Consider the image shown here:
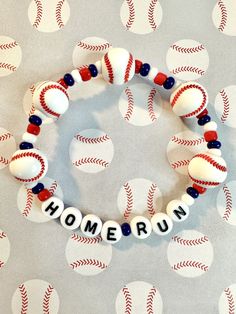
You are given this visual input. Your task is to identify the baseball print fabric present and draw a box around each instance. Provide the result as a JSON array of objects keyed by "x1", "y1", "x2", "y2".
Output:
[{"x1": 0, "y1": 0, "x2": 236, "y2": 313}]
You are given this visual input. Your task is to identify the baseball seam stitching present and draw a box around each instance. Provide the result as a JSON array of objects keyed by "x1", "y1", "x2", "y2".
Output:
[
  {"x1": 0, "y1": 62, "x2": 16, "y2": 72},
  {"x1": 19, "y1": 284, "x2": 28, "y2": 314},
  {"x1": 0, "y1": 41, "x2": 18, "y2": 50},
  {"x1": 77, "y1": 42, "x2": 110, "y2": 51},
  {"x1": 0, "y1": 132, "x2": 12, "y2": 141},
  {"x1": 122, "y1": 286, "x2": 132, "y2": 314},
  {"x1": 0, "y1": 231, "x2": 6, "y2": 239},
  {"x1": 70, "y1": 259, "x2": 107, "y2": 269},
  {"x1": 172, "y1": 66, "x2": 205, "y2": 76},
  {"x1": 73, "y1": 157, "x2": 109, "y2": 168},
  {"x1": 43, "y1": 284, "x2": 54, "y2": 314},
  {"x1": 220, "y1": 89, "x2": 230, "y2": 123},
  {"x1": 147, "y1": 183, "x2": 157, "y2": 217},
  {"x1": 189, "y1": 173, "x2": 220, "y2": 186},
  {"x1": 124, "y1": 87, "x2": 134, "y2": 121},
  {"x1": 146, "y1": 287, "x2": 157, "y2": 314},
  {"x1": 74, "y1": 134, "x2": 110, "y2": 144},
  {"x1": 193, "y1": 153, "x2": 227, "y2": 172},
  {"x1": 222, "y1": 184, "x2": 233, "y2": 221},
  {"x1": 172, "y1": 235, "x2": 209, "y2": 246},
  {"x1": 171, "y1": 159, "x2": 190, "y2": 169},
  {"x1": 33, "y1": 0, "x2": 43, "y2": 28},
  {"x1": 218, "y1": 0, "x2": 227, "y2": 32},
  {"x1": 147, "y1": 88, "x2": 157, "y2": 122},
  {"x1": 171, "y1": 136, "x2": 205, "y2": 146},
  {"x1": 148, "y1": 0, "x2": 158, "y2": 31},
  {"x1": 125, "y1": 0, "x2": 135, "y2": 30},
  {"x1": 23, "y1": 189, "x2": 33, "y2": 217},
  {"x1": 171, "y1": 44, "x2": 205, "y2": 54},
  {"x1": 55, "y1": 0, "x2": 65, "y2": 28},
  {"x1": 0, "y1": 260, "x2": 4, "y2": 268},
  {"x1": 0, "y1": 155, "x2": 9, "y2": 165},
  {"x1": 49, "y1": 180, "x2": 58, "y2": 195},
  {"x1": 123, "y1": 182, "x2": 133, "y2": 220},
  {"x1": 224, "y1": 287, "x2": 235, "y2": 314},
  {"x1": 124, "y1": 53, "x2": 133, "y2": 83},
  {"x1": 71, "y1": 234, "x2": 102, "y2": 244},
  {"x1": 104, "y1": 52, "x2": 114, "y2": 83},
  {"x1": 172, "y1": 260, "x2": 209, "y2": 271}
]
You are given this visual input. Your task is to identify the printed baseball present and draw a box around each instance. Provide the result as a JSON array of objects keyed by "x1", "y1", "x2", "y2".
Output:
[
  {"x1": 212, "y1": 0, "x2": 236, "y2": 36},
  {"x1": 0, "y1": 229, "x2": 10, "y2": 270},
  {"x1": 0, "y1": 36, "x2": 22, "y2": 77},
  {"x1": 218, "y1": 283, "x2": 236, "y2": 313}
]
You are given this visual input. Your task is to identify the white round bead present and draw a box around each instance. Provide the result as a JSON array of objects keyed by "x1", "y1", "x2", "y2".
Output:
[
  {"x1": 101, "y1": 48, "x2": 135, "y2": 85},
  {"x1": 95, "y1": 60, "x2": 102, "y2": 74},
  {"x1": 151, "y1": 213, "x2": 173, "y2": 236},
  {"x1": 80, "y1": 214, "x2": 102, "y2": 238},
  {"x1": 60, "y1": 207, "x2": 82, "y2": 230},
  {"x1": 188, "y1": 152, "x2": 227, "y2": 188},
  {"x1": 71, "y1": 69, "x2": 82, "y2": 83},
  {"x1": 130, "y1": 216, "x2": 152, "y2": 239},
  {"x1": 101, "y1": 220, "x2": 122, "y2": 244},
  {"x1": 207, "y1": 149, "x2": 222, "y2": 156},
  {"x1": 22, "y1": 132, "x2": 38, "y2": 144},
  {"x1": 148, "y1": 67, "x2": 158, "y2": 81},
  {"x1": 33, "y1": 81, "x2": 69, "y2": 119},
  {"x1": 170, "y1": 82, "x2": 208, "y2": 118},
  {"x1": 203, "y1": 121, "x2": 218, "y2": 131},
  {"x1": 181, "y1": 193, "x2": 195, "y2": 206},
  {"x1": 41, "y1": 196, "x2": 64, "y2": 218},
  {"x1": 166, "y1": 200, "x2": 190, "y2": 222},
  {"x1": 9, "y1": 149, "x2": 48, "y2": 183}
]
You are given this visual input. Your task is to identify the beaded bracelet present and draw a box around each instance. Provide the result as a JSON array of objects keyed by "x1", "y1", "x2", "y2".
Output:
[{"x1": 9, "y1": 48, "x2": 227, "y2": 244}]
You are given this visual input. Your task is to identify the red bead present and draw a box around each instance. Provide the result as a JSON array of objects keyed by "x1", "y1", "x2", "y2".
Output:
[
  {"x1": 193, "y1": 184, "x2": 207, "y2": 194},
  {"x1": 79, "y1": 67, "x2": 92, "y2": 81},
  {"x1": 135, "y1": 59, "x2": 142, "y2": 74},
  {"x1": 154, "y1": 72, "x2": 168, "y2": 85},
  {"x1": 57, "y1": 78, "x2": 68, "y2": 89},
  {"x1": 38, "y1": 189, "x2": 51, "y2": 201},
  {"x1": 204, "y1": 130, "x2": 218, "y2": 142},
  {"x1": 27, "y1": 123, "x2": 40, "y2": 136},
  {"x1": 196, "y1": 108, "x2": 208, "y2": 119}
]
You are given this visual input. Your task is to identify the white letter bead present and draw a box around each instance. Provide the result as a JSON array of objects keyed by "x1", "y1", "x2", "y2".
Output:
[
  {"x1": 80, "y1": 214, "x2": 102, "y2": 237},
  {"x1": 130, "y1": 216, "x2": 152, "y2": 239},
  {"x1": 181, "y1": 193, "x2": 195, "y2": 206},
  {"x1": 151, "y1": 213, "x2": 173, "y2": 236},
  {"x1": 71, "y1": 70, "x2": 82, "y2": 83},
  {"x1": 203, "y1": 121, "x2": 217, "y2": 131},
  {"x1": 101, "y1": 220, "x2": 122, "y2": 244},
  {"x1": 95, "y1": 60, "x2": 102, "y2": 74},
  {"x1": 22, "y1": 132, "x2": 38, "y2": 144},
  {"x1": 166, "y1": 200, "x2": 189, "y2": 222},
  {"x1": 60, "y1": 207, "x2": 82, "y2": 230},
  {"x1": 148, "y1": 67, "x2": 158, "y2": 81},
  {"x1": 41, "y1": 196, "x2": 64, "y2": 218}
]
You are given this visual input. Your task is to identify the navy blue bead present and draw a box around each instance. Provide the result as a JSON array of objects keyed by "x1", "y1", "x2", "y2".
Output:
[
  {"x1": 186, "y1": 187, "x2": 199, "y2": 199},
  {"x1": 207, "y1": 140, "x2": 221, "y2": 149},
  {"x1": 64, "y1": 73, "x2": 75, "y2": 86},
  {"x1": 88, "y1": 64, "x2": 98, "y2": 77},
  {"x1": 140, "y1": 63, "x2": 151, "y2": 77},
  {"x1": 163, "y1": 77, "x2": 175, "y2": 90},
  {"x1": 19, "y1": 142, "x2": 33, "y2": 150},
  {"x1": 29, "y1": 115, "x2": 42, "y2": 126},
  {"x1": 32, "y1": 183, "x2": 44, "y2": 194},
  {"x1": 121, "y1": 222, "x2": 131, "y2": 236},
  {"x1": 198, "y1": 115, "x2": 211, "y2": 126}
]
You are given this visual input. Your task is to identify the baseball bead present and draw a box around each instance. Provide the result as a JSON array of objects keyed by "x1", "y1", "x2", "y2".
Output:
[
  {"x1": 151, "y1": 213, "x2": 173, "y2": 236},
  {"x1": 170, "y1": 82, "x2": 208, "y2": 118},
  {"x1": 101, "y1": 48, "x2": 135, "y2": 85},
  {"x1": 41, "y1": 196, "x2": 64, "y2": 218},
  {"x1": 101, "y1": 220, "x2": 122, "y2": 244},
  {"x1": 188, "y1": 152, "x2": 227, "y2": 188},
  {"x1": 166, "y1": 200, "x2": 190, "y2": 222},
  {"x1": 80, "y1": 214, "x2": 102, "y2": 238},
  {"x1": 33, "y1": 81, "x2": 69, "y2": 119},
  {"x1": 130, "y1": 216, "x2": 152, "y2": 239},
  {"x1": 9, "y1": 149, "x2": 48, "y2": 184},
  {"x1": 60, "y1": 207, "x2": 82, "y2": 230}
]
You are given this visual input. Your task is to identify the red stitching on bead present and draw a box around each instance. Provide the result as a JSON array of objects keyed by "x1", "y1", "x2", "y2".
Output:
[
  {"x1": 104, "y1": 52, "x2": 114, "y2": 83},
  {"x1": 124, "y1": 53, "x2": 133, "y2": 83},
  {"x1": 122, "y1": 286, "x2": 132, "y2": 314},
  {"x1": 171, "y1": 135, "x2": 205, "y2": 146},
  {"x1": 171, "y1": 44, "x2": 205, "y2": 54},
  {"x1": 0, "y1": 155, "x2": 9, "y2": 165},
  {"x1": 171, "y1": 159, "x2": 190, "y2": 169},
  {"x1": 171, "y1": 83, "x2": 207, "y2": 118},
  {"x1": 77, "y1": 42, "x2": 111, "y2": 51},
  {"x1": 146, "y1": 287, "x2": 157, "y2": 314},
  {"x1": 124, "y1": 87, "x2": 134, "y2": 121},
  {"x1": 172, "y1": 66, "x2": 205, "y2": 76},
  {"x1": 147, "y1": 88, "x2": 157, "y2": 122},
  {"x1": 74, "y1": 134, "x2": 110, "y2": 144},
  {"x1": 43, "y1": 284, "x2": 54, "y2": 314},
  {"x1": 70, "y1": 259, "x2": 107, "y2": 269},
  {"x1": 172, "y1": 260, "x2": 209, "y2": 271},
  {"x1": 172, "y1": 235, "x2": 209, "y2": 246},
  {"x1": 23, "y1": 189, "x2": 33, "y2": 217},
  {"x1": 147, "y1": 183, "x2": 157, "y2": 217},
  {"x1": 32, "y1": 0, "x2": 43, "y2": 28},
  {"x1": 0, "y1": 231, "x2": 6, "y2": 239},
  {"x1": 189, "y1": 173, "x2": 220, "y2": 186},
  {"x1": 11, "y1": 152, "x2": 46, "y2": 183},
  {"x1": 193, "y1": 153, "x2": 227, "y2": 172},
  {"x1": 148, "y1": 0, "x2": 158, "y2": 31},
  {"x1": 125, "y1": 0, "x2": 135, "y2": 30},
  {"x1": 218, "y1": 0, "x2": 227, "y2": 32},
  {"x1": 224, "y1": 287, "x2": 235, "y2": 314},
  {"x1": 39, "y1": 84, "x2": 68, "y2": 118},
  {"x1": 123, "y1": 182, "x2": 133, "y2": 220},
  {"x1": 73, "y1": 157, "x2": 109, "y2": 168},
  {"x1": 71, "y1": 234, "x2": 102, "y2": 244},
  {"x1": 220, "y1": 89, "x2": 230, "y2": 123},
  {"x1": 0, "y1": 41, "x2": 18, "y2": 50},
  {"x1": 0, "y1": 62, "x2": 16, "y2": 72},
  {"x1": 55, "y1": 0, "x2": 65, "y2": 28},
  {"x1": 19, "y1": 284, "x2": 28, "y2": 314},
  {"x1": 222, "y1": 184, "x2": 233, "y2": 221}
]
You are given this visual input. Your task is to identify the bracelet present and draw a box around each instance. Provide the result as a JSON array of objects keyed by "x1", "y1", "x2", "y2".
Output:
[{"x1": 8, "y1": 48, "x2": 228, "y2": 244}]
